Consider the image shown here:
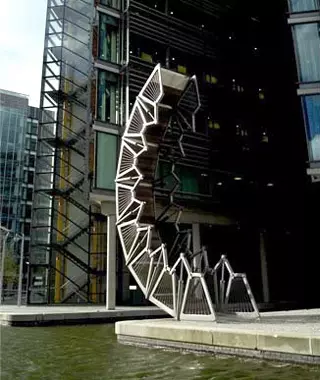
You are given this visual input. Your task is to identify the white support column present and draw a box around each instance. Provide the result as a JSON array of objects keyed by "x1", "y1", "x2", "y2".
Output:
[
  {"x1": 259, "y1": 230, "x2": 270, "y2": 304},
  {"x1": 106, "y1": 215, "x2": 116, "y2": 310}
]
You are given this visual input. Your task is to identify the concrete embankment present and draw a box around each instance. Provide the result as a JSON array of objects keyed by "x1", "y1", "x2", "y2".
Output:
[
  {"x1": 0, "y1": 305, "x2": 166, "y2": 326},
  {"x1": 116, "y1": 309, "x2": 320, "y2": 364}
]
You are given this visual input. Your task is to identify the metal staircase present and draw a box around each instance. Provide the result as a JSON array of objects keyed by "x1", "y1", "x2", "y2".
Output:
[{"x1": 28, "y1": 0, "x2": 107, "y2": 305}]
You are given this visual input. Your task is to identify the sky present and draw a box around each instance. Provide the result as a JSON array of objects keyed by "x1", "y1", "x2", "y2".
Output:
[{"x1": 0, "y1": 0, "x2": 47, "y2": 107}]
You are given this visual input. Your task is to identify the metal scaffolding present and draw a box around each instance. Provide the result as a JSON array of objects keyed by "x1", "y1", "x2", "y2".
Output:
[{"x1": 28, "y1": 0, "x2": 107, "y2": 304}]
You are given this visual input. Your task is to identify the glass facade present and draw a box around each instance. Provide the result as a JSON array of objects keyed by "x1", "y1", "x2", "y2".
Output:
[
  {"x1": 294, "y1": 23, "x2": 320, "y2": 82},
  {"x1": 0, "y1": 90, "x2": 28, "y2": 233},
  {"x1": 289, "y1": 1, "x2": 320, "y2": 167},
  {"x1": 303, "y1": 95, "x2": 320, "y2": 161},
  {"x1": 99, "y1": 14, "x2": 119, "y2": 64},
  {"x1": 20, "y1": 108, "x2": 39, "y2": 260},
  {"x1": 289, "y1": 0, "x2": 319, "y2": 12},
  {"x1": 95, "y1": 132, "x2": 118, "y2": 189},
  {"x1": 158, "y1": 163, "x2": 211, "y2": 196}
]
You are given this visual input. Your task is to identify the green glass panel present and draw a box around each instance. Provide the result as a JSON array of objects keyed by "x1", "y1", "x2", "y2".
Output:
[
  {"x1": 96, "y1": 132, "x2": 117, "y2": 190},
  {"x1": 179, "y1": 167, "x2": 199, "y2": 193}
]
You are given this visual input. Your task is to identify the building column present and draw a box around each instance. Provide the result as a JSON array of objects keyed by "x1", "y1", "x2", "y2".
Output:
[
  {"x1": 192, "y1": 223, "x2": 202, "y2": 298},
  {"x1": 192, "y1": 223, "x2": 201, "y2": 256},
  {"x1": 106, "y1": 214, "x2": 116, "y2": 310},
  {"x1": 259, "y1": 230, "x2": 270, "y2": 303}
]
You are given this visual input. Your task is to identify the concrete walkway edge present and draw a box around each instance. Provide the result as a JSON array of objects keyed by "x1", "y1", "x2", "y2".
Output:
[{"x1": 115, "y1": 315, "x2": 320, "y2": 365}]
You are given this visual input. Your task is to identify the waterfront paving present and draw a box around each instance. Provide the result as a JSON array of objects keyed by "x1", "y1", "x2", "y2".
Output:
[
  {"x1": 116, "y1": 309, "x2": 320, "y2": 364},
  {"x1": 0, "y1": 305, "x2": 166, "y2": 326}
]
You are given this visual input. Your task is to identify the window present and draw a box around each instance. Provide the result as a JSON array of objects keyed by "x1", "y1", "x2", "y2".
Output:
[
  {"x1": 289, "y1": 0, "x2": 319, "y2": 12},
  {"x1": 100, "y1": 0, "x2": 120, "y2": 9},
  {"x1": 30, "y1": 139, "x2": 37, "y2": 151},
  {"x1": 31, "y1": 122, "x2": 38, "y2": 135},
  {"x1": 179, "y1": 166, "x2": 199, "y2": 193},
  {"x1": 157, "y1": 163, "x2": 210, "y2": 195},
  {"x1": 27, "y1": 187, "x2": 33, "y2": 201},
  {"x1": 24, "y1": 223, "x2": 31, "y2": 236},
  {"x1": 294, "y1": 23, "x2": 320, "y2": 82},
  {"x1": 97, "y1": 71, "x2": 119, "y2": 124},
  {"x1": 25, "y1": 205, "x2": 32, "y2": 219},
  {"x1": 22, "y1": 187, "x2": 27, "y2": 200},
  {"x1": 29, "y1": 156, "x2": 35, "y2": 168},
  {"x1": 139, "y1": 0, "x2": 166, "y2": 12},
  {"x1": 99, "y1": 14, "x2": 119, "y2": 64},
  {"x1": 26, "y1": 121, "x2": 32, "y2": 134},
  {"x1": 303, "y1": 95, "x2": 320, "y2": 161},
  {"x1": 95, "y1": 132, "x2": 117, "y2": 190},
  {"x1": 129, "y1": 34, "x2": 167, "y2": 66}
]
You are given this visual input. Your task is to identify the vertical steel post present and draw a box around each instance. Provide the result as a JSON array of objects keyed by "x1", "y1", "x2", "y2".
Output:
[
  {"x1": 0, "y1": 231, "x2": 10, "y2": 305},
  {"x1": 17, "y1": 234, "x2": 25, "y2": 306},
  {"x1": 106, "y1": 215, "x2": 116, "y2": 309}
]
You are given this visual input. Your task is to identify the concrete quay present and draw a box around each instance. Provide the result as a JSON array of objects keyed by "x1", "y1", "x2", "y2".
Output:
[
  {"x1": 116, "y1": 309, "x2": 320, "y2": 365},
  {"x1": 0, "y1": 305, "x2": 166, "y2": 327}
]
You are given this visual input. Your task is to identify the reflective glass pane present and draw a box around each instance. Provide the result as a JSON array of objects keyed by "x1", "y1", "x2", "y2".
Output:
[
  {"x1": 96, "y1": 132, "x2": 117, "y2": 190},
  {"x1": 294, "y1": 23, "x2": 320, "y2": 82},
  {"x1": 97, "y1": 70, "x2": 119, "y2": 124},
  {"x1": 100, "y1": 0, "x2": 120, "y2": 9},
  {"x1": 289, "y1": 0, "x2": 319, "y2": 12},
  {"x1": 303, "y1": 95, "x2": 320, "y2": 161},
  {"x1": 99, "y1": 14, "x2": 119, "y2": 63}
]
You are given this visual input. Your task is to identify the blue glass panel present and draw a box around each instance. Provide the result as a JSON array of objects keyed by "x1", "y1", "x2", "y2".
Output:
[
  {"x1": 294, "y1": 23, "x2": 320, "y2": 82},
  {"x1": 289, "y1": 0, "x2": 319, "y2": 12},
  {"x1": 303, "y1": 95, "x2": 320, "y2": 161}
]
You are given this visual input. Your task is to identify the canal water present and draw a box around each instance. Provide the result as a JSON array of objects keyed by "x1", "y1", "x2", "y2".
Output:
[{"x1": 1, "y1": 324, "x2": 319, "y2": 380}]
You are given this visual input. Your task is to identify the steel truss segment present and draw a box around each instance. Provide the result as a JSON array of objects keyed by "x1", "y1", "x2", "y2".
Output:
[
  {"x1": 138, "y1": 63, "x2": 164, "y2": 106},
  {"x1": 126, "y1": 228, "x2": 151, "y2": 265},
  {"x1": 116, "y1": 199, "x2": 144, "y2": 225},
  {"x1": 117, "y1": 202, "x2": 144, "y2": 226},
  {"x1": 149, "y1": 244, "x2": 168, "y2": 268},
  {"x1": 176, "y1": 76, "x2": 201, "y2": 133},
  {"x1": 124, "y1": 100, "x2": 151, "y2": 135},
  {"x1": 116, "y1": 175, "x2": 142, "y2": 183},
  {"x1": 149, "y1": 267, "x2": 176, "y2": 317},
  {"x1": 118, "y1": 221, "x2": 139, "y2": 261},
  {"x1": 116, "y1": 166, "x2": 142, "y2": 182},
  {"x1": 128, "y1": 246, "x2": 153, "y2": 296},
  {"x1": 116, "y1": 183, "x2": 136, "y2": 221},
  {"x1": 179, "y1": 275, "x2": 216, "y2": 322},
  {"x1": 116, "y1": 142, "x2": 139, "y2": 179},
  {"x1": 123, "y1": 136, "x2": 146, "y2": 151},
  {"x1": 122, "y1": 136, "x2": 148, "y2": 156},
  {"x1": 213, "y1": 255, "x2": 234, "y2": 275},
  {"x1": 145, "y1": 245, "x2": 168, "y2": 297},
  {"x1": 136, "y1": 97, "x2": 158, "y2": 127}
]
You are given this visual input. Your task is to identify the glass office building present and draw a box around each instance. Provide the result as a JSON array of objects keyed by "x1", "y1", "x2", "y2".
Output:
[
  {"x1": 29, "y1": 0, "x2": 320, "y2": 308},
  {"x1": 287, "y1": 0, "x2": 320, "y2": 168},
  {"x1": 0, "y1": 89, "x2": 28, "y2": 236},
  {"x1": 0, "y1": 91, "x2": 42, "y2": 302}
]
